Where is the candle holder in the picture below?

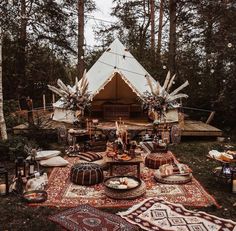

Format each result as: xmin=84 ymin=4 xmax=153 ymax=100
xmin=231 ymin=168 xmax=236 ymax=193
xmin=0 ymin=167 xmax=9 ymax=196
xmin=15 ymin=156 xmax=26 ymax=177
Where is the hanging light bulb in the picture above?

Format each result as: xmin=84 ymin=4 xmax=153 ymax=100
xmin=227 ymin=43 xmax=233 ymax=48
xmin=162 ymin=65 xmax=167 ymax=70
xmin=223 ymin=79 xmax=226 ymax=83
xmin=198 ymin=81 xmax=202 ymax=85
xmin=210 ymin=69 xmax=215 ymax=73
xmin=80 ymin=56 xmax=84 ymax=60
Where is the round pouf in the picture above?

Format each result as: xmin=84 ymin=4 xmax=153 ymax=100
xmin=70 ymin=163 xmax=104 ymax=186
xmin=145 ymin=151 xmax=175 ymax=169
xmin=104 ymin=180 xmax=146 ymax=200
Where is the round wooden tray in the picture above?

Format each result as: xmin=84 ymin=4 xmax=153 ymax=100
xmin=22 ymin=190 xmax=47 ymax=203
xmin=154 ymin=170 xmax=192 ymax=184
xmin=104 ymin=180 xmax=146 ymax=200
xmin=104 ymin=176 xmax=141 ymax=191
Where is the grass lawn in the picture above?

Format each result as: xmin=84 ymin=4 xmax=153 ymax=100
xmin=0 ymin=139 xmax=236 ymax=231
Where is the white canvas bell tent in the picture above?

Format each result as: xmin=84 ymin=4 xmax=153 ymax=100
xmin=52 ymin=38 xmax=158 ymax=123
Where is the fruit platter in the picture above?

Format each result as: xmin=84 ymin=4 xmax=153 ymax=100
xmin=104 ymin=176 xmax=141 ymax=191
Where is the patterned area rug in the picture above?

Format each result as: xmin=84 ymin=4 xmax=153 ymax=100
xmin=118 ymin=198 xmax=236 ymax=231
xmin=37 ymin=157 xmax=219 ymax=208
xmin=49 ymin=204 xmax=139 ymax=231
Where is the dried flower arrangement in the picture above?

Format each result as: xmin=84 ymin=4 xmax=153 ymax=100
xmin=142 ymin=71 xmax=189 ymax=121
xmin=48 ymin=70 xmax=91 ymax=115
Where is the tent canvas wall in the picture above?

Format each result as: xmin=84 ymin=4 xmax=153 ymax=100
xmin=52 ymin=38 xmax=157 ymax=123
xmin=52 ymin=38 xmax=180 ymax=123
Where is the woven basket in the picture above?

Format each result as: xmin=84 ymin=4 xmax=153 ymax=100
xmin=70 ymin=163 xmax=104 ymax=186
xmin=145 ymin=151 xmax=174 ymax=169
xmin=104 ymin=180 xmax=146 ymax=199
xmin=154 ymin=170 xmax=192 ymax=184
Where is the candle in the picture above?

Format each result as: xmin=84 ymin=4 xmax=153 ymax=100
xmin=52 ymin=93 xmax=55 ymax=104
xmin=0 ymin=184 xmax=6 ymax=194
xmin=233 ymin=180 xmax=236 ymax=193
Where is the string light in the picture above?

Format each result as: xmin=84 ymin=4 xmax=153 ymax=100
xmin=106 ymin=50 xmax=133 ymax=59
xmin=98 ymin=60 xmax=151 ymax=77
xmin=162 ymin=65 xmax=167 ymax=70
xmin=227 ymin=43 xmax=233 ymax=48
xmin=198 ymin=82 xmax=202 ymax=85
xmin=210 ymin=69 xmax=215 ymax=73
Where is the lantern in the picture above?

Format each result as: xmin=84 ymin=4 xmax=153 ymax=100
xmin=27 ymin=158 xmax=37 ymax=176
xmin=92 ymin=119 xmax=99 ymax=127
xmin=0 ymin=167 xmax=9 ymax=196
xmin=27 ymin=149 xmax=37 ymax=176
xmin=231 ymin=169 xmax=236 ymax=193
xmin=15 ymin=157 xmax=26 ymax=177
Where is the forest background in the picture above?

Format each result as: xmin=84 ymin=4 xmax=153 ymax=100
xmin=0 ymin=0 xmax=236 ymax=134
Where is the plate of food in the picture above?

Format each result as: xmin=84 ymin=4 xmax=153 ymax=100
xmin=104 ymin=176 xmax=141 ymax=191
xmin=22 ymin=190 xmax=47 ymax=203
xmin=116 ymin=154 xmax=132 ymax=161
xmin=154 ymin=170 xmax=192 ymax=184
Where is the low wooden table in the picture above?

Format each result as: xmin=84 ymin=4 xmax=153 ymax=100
xmin=68 ymin=129 xmax=88 ymax=146
xmin=106 ymin=156 xmax=143 ymax=178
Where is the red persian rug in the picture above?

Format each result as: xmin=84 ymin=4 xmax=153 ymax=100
xmin=118 ymin=198 xmax=236 ymax=231
xmin=49 ymin=204 xmax=139 ymax=231
xmin=37 ymin=157 xmax=219 ymax=208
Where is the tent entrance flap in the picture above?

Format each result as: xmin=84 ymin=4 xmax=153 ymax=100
xmin=91 ymin=73 xmax=142 ymax=119
xmin=93 ymin=73 xmax=139 ymax=104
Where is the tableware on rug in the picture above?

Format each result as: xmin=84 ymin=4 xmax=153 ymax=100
xmin=22 ymin=190 xmax=47 ymax=203
xmin=104 ymin=176 xmax=141 ymax=191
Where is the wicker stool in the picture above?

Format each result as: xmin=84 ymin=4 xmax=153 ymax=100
xmin=104 ymin=180 xmax=146 ymax=200
xmin=145 ymin=151 xmax=175 ymax=169
xmin=70 ymin=163 xmax=104 ymax=186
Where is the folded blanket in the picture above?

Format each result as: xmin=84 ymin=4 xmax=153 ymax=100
xmin=78 ymin=152 xmax=103 ymax=162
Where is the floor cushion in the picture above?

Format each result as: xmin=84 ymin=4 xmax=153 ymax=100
xmin=78 ymin=152 xmax=103 ymax=162
xmin=70 ymin=163 xmax=104 ymax=186
xmin=145 ymin=151 xmax=175 ymax=169
xmin=40 ymin=156 xmax=69 ymax=167
xmin=35 ymin=150 xmax=61 ymax=160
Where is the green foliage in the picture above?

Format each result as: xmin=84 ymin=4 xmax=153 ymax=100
xmin=3 ymin=100 xmax=26 ymax=128
xmin=93 ymin=0 xmax=236 ymax=130
xmin=0 ymin=135 xmax=36 ymax=160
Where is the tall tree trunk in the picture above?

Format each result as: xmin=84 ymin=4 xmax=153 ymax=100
xmin=0 ymin=28 xmax=8 ymax=140
xmin=78 ymin=0 xmax=85 ymax=80
xmin=168 ymin=0 xmax=177 ymax=75
xmin=156 ymin=0 xmax=164 ymax=61
xmin=16 ymin=0 xmax=27 ymax=96
xmin=150 ymin=0 xmax=155 ymax=51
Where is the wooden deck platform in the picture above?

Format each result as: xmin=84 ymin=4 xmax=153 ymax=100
xmin=181 ymin=120 xmax=222 ymax=137
xmin=12 ymin=112 xmax=223 ymax=138
xmin=111 ymin=119 xmax=223 ymax=137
